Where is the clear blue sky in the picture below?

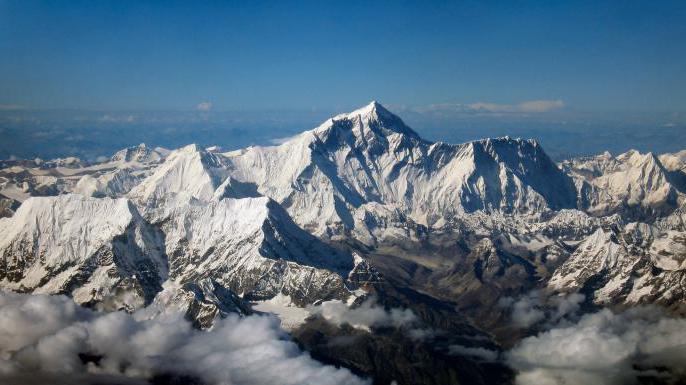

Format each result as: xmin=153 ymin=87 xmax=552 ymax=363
xmin=0 ymin=0 xmax=685 ymax=112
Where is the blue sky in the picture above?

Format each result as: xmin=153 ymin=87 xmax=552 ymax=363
xmin=1 ymin=1 xmax=685 ymax=161
xmin=1 ymin=0 xmax=685 ymax=112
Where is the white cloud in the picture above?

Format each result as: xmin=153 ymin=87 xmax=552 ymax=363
xmin=506 ymin=307 xmax=686 ymax=385
xmin=517 ymin=100 xmax=565 ymax=113
xmin=511 ymin=295 xmax=546 ymax=328
xmin=196 ymin=101 xmax=213 ymax=112
xmin=414 ymin=100 xmax=565 ymax=115
xmin=312 ymin=298 xmax=417 ymax=332
xmin=0 ymin=104 xmax=26 ymax=111
xmin=99 ymin=114 xmax=135 ymax=123
xmin=0 ymin=292 xmax=369 ymax=385
xmin=499 ymin=291 xmax=585 ymax=329
xmin=448 ymin=345 xmax=499 ymax=361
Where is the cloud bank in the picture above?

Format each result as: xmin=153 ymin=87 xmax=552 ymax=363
xmin=196 ymin=102 xmax=213 ymax=111
xmin=0 ymin=292 xmax=368 ymax=385
xmin=505 ymin=303 xmax=686 ymax=385
xmin=313 ymin=299 xmax=417 ymax=332
xmin=412 ymin=99 xmax=565 ymax=115
xmin=499 ymin=291 xmax=585 ymax=328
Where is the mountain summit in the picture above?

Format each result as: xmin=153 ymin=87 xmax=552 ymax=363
xmin=313 ymin=101 xmax=422 ymax=141
xmin=213 ymin=102 xmax=578 ymax=233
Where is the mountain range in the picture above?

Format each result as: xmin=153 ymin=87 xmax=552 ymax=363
xmin=1 ymin=101 xmax=685 ymax=384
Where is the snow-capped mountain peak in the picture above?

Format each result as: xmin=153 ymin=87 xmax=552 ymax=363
xmin=313 ymin=100 xmax=422 ymax=143
xmin=110 ymin=143 xmax=164 ymax=164
xmin=128 ymin=143 xmax=229 ymax=220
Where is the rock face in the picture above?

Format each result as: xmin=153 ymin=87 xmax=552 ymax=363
xmin=0 ymin=194 xmax=167 ymax=311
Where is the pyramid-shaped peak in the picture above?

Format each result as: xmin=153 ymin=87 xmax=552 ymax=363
xmin=315 ymin=101 xmax=421 ymax=140
xmin=179 ymin=143 xmax=204 ymax=153
xmin=333 ymin=100 xmax=390 ymax=120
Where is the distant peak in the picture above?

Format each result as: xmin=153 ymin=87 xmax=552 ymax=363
xmin=367 ymin=100 xmax=383 ymax=110
xmin=331 ymin=100 xmax=386 ymax=120
xmin=314 ymin=101 xmax=421 ymax=140
xmin=179 ymin=143 xmax=203 ymax=153
xmin=469 ymin=136 xmax=538 ymax=147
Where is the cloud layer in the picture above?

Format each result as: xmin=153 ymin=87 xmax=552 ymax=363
xmin=412 ymin=99 xmax=565 ymax=115
xmin=506 ymin=306 xmax=686 ymax=385
xmin=499 ymin=291 xmax=585 ymax=329
xmin=196 ymin=102 xmax=213 ymax=111
xmin=313 ymin=299 xmax=417 ymax=331
xmin=0 ymin=292 xmax=368 ymax=385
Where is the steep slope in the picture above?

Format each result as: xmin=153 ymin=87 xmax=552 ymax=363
xmin=0 ymin=192 xmax=19 ymax=218
xmin=162 ymin=196 xmax=356 ymax=306
xmin=128 ymin=144 xmax=229 ymax=221
xmin=548 ymin=223 xmax=686 ymax=311
xmin=659 ymin=149 xmax=686 ymax=193
xmin=0 ymin=194 xmax=167 ymax=311
xmin=221 ymin=101 xmax=577 ymax=235
xmin=564 ymin=150 xmax=684 ymax=218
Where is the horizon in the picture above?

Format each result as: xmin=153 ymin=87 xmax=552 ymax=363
xmin=2 ymin=1 xmax=685 ymax=161
xmin=1 ymin=99 xmax=684 ymax=162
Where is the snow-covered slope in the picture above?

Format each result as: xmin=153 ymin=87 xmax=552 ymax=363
xmin=219 ymin=101 xmax=577 ymax=234
xmin=0 ymin=194 xmax=167 ymax=311
xmin=128 ymin=144 xmax=229 ymax=221
xmin=1 ymin=101 xmax=685 ymax=329
xmin=0 ymin=143 xmax=167 ymax=202
xmin=549 ymin=222 xmax=686 ymax=310
xmin=563 ymin=149 xmax=685 ymax=217
xmin=161 ymin=196 xmax=355 ymax=306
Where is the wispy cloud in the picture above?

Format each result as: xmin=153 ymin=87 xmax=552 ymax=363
xmin=0 ymin=104 xmax=27 ymax=111
xmin=196 ymin=101 xmax=213 ymax=112
xmin=268 ymin=133 xmax=301 ymax=145
xmin=412 ymin=99 xmax=565 ymax=115
xmin=99 ymin=114 xmax=136 ymax=123
xmin=312 ymin=298 xmax=417 ymax=332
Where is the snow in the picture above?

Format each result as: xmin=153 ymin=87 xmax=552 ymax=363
xmin=0 ymin=194 xmax=167 ymax=310
xmin=252 ymin=294 xmax=311 ymax=331
xmin=1 ymin=101 xmax=685 ymax=323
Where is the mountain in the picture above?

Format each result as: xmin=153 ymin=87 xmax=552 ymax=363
xmin=220 ymin=101 xmax=577 ymax=236
xmin=110 ymin=143 xmax=167 ymax=163
xmin=128 ymin=143 xmax=230 ymax=221
xmin=0 ymin=194 xmax=167 ymax=311
xmin=563 ymin=149 xmax=685 ymax=218
xmin=1 ymin=101 xmax=686 ymax=385
xmin=548 ymin=221 xmax=686 ymax=312
xmin=161 ymin=196 xmax=355 ymax=306
xmin=0 ymin=144 xmax=167 ymax=211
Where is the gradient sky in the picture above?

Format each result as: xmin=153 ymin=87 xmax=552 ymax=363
xmin=1 ymin=0 xmax=685 ymax=112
